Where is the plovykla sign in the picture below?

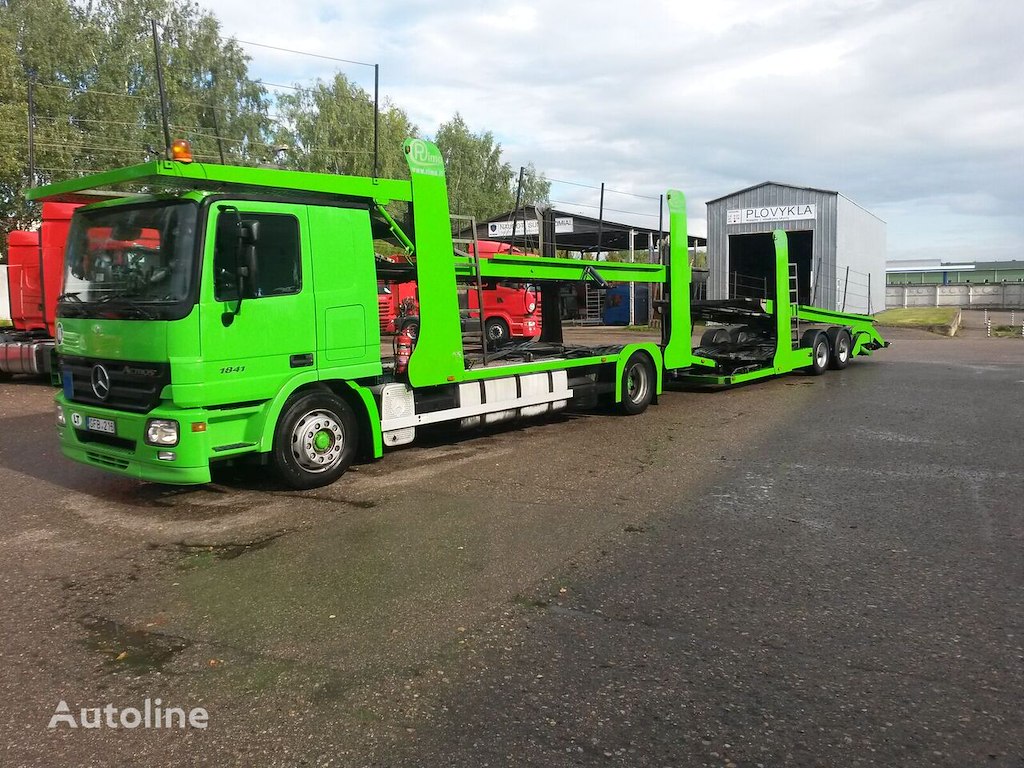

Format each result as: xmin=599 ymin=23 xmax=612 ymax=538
xmin=727 ymin=204 xmax=816 ymax=225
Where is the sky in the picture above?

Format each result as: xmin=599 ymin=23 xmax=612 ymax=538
xmin=207 ymin=0 xmax=1023 ymax=263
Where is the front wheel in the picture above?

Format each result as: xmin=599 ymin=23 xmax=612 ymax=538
xmin=485 ymin=318 xmax=510 ymax=347
xmin=400 ymin=318 xmax=420 ymax=341
xmin=618 ymin=353 xmax=655 ymax=415
xmin=273 ymin=390 xmax=358 ymax=489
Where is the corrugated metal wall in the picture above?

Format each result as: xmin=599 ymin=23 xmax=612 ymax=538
xmin=836 ymin=195 xmax=887 ymax=314
xmin=706 ymin=184 xmax=839 ymax=310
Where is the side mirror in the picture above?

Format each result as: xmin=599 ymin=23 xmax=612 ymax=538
xmin=237 ymin=220 xmax=260 ymax=293
xmin=240 ymin=220 xmax=260 ymax=246
xmin=221 ymin=215 xmax=261 ymax=326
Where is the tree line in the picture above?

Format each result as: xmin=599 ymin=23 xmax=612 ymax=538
xmin=0 ymin=0 xmax=550 ymax=249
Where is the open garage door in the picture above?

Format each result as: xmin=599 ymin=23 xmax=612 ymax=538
xmin=728 ymin=231 xmax=813 ymax=304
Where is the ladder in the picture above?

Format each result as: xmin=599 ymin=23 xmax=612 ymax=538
xmin=584 ymin=283 xmax=605 ymax=324
xmin=789 ymin=262 xmax=800 ymax=348
xmin=450 ymin=215 xmax=490 ymax=364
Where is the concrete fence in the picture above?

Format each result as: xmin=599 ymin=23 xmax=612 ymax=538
xmin=886 ymin=282 xmax=1024 ymax=309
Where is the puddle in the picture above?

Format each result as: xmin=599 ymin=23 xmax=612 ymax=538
xmin=78 ymin=615 xmax=190 ymax=673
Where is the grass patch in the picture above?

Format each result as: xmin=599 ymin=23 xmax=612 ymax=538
xmin=874 ymin=307 xmax=959 ymax=333
xmin=991 ymin=325 xmax=1024 ymax=338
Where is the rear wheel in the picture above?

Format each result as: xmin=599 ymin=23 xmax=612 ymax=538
xmin=800 ymin=329 xmax=830 ymax=375
xmin=827 ymin=327 xmax=852 ymax=370
xmin=618 ymin=353 xmax=655 ymax=415
xmin=273 ymin=389 xmax=358 ymax=489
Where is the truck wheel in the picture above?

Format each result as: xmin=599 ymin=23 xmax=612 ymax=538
xmin=273 ymin=389 xmax=358 ymax=489
xmin=827 ymin=327 xmax=852 ymax=370
xmin=618 ymin=353 xmax=655 ymax=415
xmin=801 ymin=330 xmax=830 ymax=376
xmin=401 ymin=318 xmax=420 ymax=340
xmin=485 ymin=318 xmax=510 ymax=346
xmin=700 ymin=327 xmax=731 ymax=347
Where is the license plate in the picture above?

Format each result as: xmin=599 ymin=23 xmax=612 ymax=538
xmin=87 ymin=417 xmax=116 ymax=435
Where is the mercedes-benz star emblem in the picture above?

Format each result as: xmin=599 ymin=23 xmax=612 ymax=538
xmin=91 ymin=365 xmax=111 ymax=400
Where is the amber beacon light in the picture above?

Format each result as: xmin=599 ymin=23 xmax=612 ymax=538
xmin=170 ymin=139 xmax=193 ymax=163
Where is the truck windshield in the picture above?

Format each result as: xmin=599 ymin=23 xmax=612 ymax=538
xmin=61 ymin=201 xmax=198 ymax=319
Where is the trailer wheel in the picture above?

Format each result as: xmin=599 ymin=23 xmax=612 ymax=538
xmin=273 ymin=389 xmax=358 ymax=489
xmin=827 ymin=327 xmax=852 ymax=370
xmin=801 ymin=330 xmax=830 ymax=376
xmin=700 ymin=327 xmax=731 ymax=347
xmin=618 ymin=353 xmax=655 ymax=415
xmin=485 ymin=318 xmax=510 ymax=347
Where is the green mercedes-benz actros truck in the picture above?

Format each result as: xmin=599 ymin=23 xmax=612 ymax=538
xmin=27 ymin=138 xmax=886 ymax=489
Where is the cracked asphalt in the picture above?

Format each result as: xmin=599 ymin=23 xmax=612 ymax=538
xmin=0 ymin=327 xmax=1021 ymax=767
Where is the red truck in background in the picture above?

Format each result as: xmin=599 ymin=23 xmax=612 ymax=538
xmin=1 ymin=202 xmax=79 ymax=378
xmin=377 ymin=240 xmax=541 ymax=345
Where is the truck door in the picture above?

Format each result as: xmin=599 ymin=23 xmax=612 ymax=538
xmin=199 ymin=202 xmax=315 ymax=405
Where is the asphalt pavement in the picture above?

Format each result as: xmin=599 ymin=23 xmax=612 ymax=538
xmin=0 ymin=328 xmax=1021 ymax=767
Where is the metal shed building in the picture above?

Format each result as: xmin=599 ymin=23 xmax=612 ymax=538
xmin=706 ymin=183 xmax=886 ymax=314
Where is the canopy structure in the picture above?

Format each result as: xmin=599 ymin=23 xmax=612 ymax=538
xmin=465 ymin=204 xmax=706 ymax=256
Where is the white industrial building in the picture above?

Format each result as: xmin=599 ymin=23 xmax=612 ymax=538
xmin=706 ymin=183 xmax=886 ymax=314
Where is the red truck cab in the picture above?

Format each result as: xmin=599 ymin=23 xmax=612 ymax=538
xmin=377 ymin=240 xmax=541 ymax=344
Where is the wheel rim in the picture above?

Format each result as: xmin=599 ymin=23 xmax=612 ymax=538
xmin=487 ymin=323 xmax=505 ymax=341
xmin=405 ymin=323 xmax=418 ymax=340
xmin=291 ymin=409 xmax=345 ymax=473
xmin=837 ymin=335 xmax=850 ymax=362
xmin=815 ymin=340 xmax=829 ymax=368
xmin=627 ymin=363 xmax=649 ymax=403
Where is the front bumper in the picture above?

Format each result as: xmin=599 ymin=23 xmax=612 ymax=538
xmin=55 ymin=394 xmax=212 ymax=484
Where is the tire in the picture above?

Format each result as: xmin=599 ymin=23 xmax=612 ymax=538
xmin=730 ymin=325 xmax=758 ymax=344
xmin=272 ymin=389 xmax=358 ymax=489
xmin=800 ymin=329 xmax=830 ymax=376
xmin=700 ymin=327 xmax=731 ymax=347
xmin=485 ymin=318 xmax=510 ymax=346
xmin=618 ymin=353 xmax=655 ymax=415
xmin=827 ymin=327 xmax=852 ymax=370
xmin=401 ymin=318 xmax=420 ymax=341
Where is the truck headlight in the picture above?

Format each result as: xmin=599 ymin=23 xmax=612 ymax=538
xmin=56 ymin=405 xmax=66 ymax=427
xmin=145 ymin=419 xmax=179 ymax=446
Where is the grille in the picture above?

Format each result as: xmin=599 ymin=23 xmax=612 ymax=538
xmin=75 ymin=429 xmax=136 ymax=452
xmin=61 ymin=356 xmax=171 ymax=414
xmin=85 ymin=451 xmax=130 ymax=470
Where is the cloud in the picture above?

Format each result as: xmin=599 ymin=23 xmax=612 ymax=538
xmin=212 ymin=0 xmax=1024 ymax=261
